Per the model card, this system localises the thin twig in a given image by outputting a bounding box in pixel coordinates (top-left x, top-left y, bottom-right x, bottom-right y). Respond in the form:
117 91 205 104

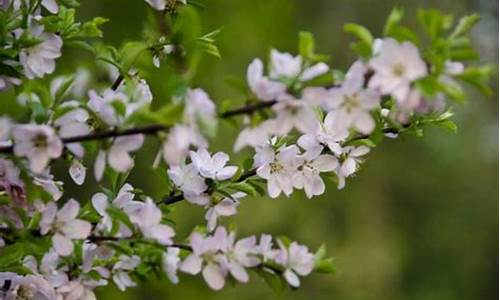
219 101 277 118
162 168 258 206
111 74 124 91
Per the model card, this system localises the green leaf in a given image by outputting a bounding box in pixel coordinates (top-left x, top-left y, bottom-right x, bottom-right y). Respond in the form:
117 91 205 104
253 268 288 294
435 119 458 133
415 75 440 98
277 236 292 248
449 14 481 40
53 76 75 105
226 182 256 196
197 28 223 58
107 206 135 233
387 25 420 45
26 212 42 230
344 23 374 58
314 244 327 262
314 257 336 274
129 104 184 126
298 31 315 60
0 243 28 268
417 9 453 41
456 65 494 96
384 7 405 36
225 76 250 94
78 17 109 38
383 7 419 45
345 23 374 44
347 138 377 148
440 82 466 103
120 41 150 71
199 42 221 58
198 28 223 43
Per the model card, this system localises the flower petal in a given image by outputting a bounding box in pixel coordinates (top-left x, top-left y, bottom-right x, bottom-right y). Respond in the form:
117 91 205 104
202 263 226 290
53 233 73 256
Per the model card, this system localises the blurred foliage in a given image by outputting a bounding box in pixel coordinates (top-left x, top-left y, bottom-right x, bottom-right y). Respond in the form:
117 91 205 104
7 0 496 299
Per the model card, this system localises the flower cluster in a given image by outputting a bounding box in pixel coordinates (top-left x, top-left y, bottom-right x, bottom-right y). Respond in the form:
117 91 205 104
0 0 491 298
236 34 477 195
162 89 217 166
0 0 106 91
179 227 315 289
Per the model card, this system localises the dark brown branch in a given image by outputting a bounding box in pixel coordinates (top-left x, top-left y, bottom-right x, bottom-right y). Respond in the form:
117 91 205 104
155 10 170 36
111 74 124 91
219 100 277 118
162 168 258 206
0 124 169 154
62 124 168 143
346 125 409 144
87 235 192 250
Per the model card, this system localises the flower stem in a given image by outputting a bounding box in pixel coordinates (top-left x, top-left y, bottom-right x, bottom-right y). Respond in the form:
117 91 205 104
161 168 258 206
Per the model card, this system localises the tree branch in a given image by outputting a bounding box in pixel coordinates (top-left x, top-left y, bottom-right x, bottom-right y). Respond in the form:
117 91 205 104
162 168 258 206
219 100 277 118
0 124 169 154
111 74 124 91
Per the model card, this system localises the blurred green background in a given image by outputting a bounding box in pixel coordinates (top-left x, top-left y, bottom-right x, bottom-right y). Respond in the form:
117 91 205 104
31 0 500 299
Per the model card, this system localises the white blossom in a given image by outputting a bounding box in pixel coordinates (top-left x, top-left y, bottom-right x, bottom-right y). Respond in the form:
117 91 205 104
205 192 245 231
69 159 86 185
18 26 62 79
220 233 260 284
129 198 175 245
0 273 58 300
54 107 90 158
275 241 315 288
234 120 275 152
56 280 97 300
87 89 129 126
33 170 63 201
162 124 207 166
0 159 20 185
0 116 12 142
257 234 277 262
0 75 21 91
39 199 91 256
112 255 140 291
12 124 63 173
336 145 370 189
269 97 320 135
163 247 181 284
23 250 68 289
298 112 349 159
327 61 380 134
94 134 144 181
153 44 174 68
0 158 25 206
368 38 427 103
247 58 287 101
269 49 328 82
145 0 186 10
190 148 238 180
168 163 209 205
120 77 153 114
254 144 303 198
41 0 58 13
294 138 338 198
179 227 229 290
183 88 216 126
91 184 142 236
